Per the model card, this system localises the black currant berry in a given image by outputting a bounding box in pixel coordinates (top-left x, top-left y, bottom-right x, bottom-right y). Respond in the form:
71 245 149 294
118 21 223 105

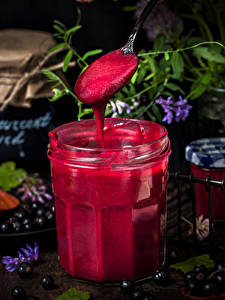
12 221 21 232
49 203 55 214
0 222 11 233
214 262 225 271
17 262 33 279
11 286 25 299
36 207 46 217
40 275 54 290
132 289 146 299
35 217 45 228
201 281 216 297
194 264 207 274
120 280 134 294
22 218 31 225
23 222 33 232
184 271 195 283
45 211 55 223
30 202 41 211
153 270 170 285
186 281 199 296
14 210 27 220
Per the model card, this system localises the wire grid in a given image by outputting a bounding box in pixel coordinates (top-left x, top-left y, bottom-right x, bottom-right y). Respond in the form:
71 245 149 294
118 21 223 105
167 172 225 244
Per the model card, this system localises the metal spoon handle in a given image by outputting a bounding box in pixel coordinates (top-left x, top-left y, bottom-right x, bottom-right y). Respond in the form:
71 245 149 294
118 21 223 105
123 0 159 54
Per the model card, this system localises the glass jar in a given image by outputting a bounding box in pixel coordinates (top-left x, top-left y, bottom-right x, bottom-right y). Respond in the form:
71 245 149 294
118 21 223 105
48 118 171 282
186 137 225 221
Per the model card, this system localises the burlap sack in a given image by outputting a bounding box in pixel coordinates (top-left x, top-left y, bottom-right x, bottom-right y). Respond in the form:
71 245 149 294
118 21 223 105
0 29 67 110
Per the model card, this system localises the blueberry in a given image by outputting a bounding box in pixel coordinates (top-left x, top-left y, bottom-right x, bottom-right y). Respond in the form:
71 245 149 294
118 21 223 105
201 281 217 297
184 271 195 283
34 217 45 228
132 289 146 299
40 275 54 290
0 222 11 233
214 262 225 271
45 211 55 223
14 210 26 220
194 264 207 274
49 203 55 214
30 202 41 211
36 207 46 217
17 262 33 279
153 270 170 285
186 280 199 296
120 280 134 294
9 216 19 223
23 222 33 232
12 221 21 232
11 286 25 299
212 271 225 287
22 217 31 225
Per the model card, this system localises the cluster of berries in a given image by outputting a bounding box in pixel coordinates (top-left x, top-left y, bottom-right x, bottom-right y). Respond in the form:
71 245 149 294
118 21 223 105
184 263 225 297
0 201 55 234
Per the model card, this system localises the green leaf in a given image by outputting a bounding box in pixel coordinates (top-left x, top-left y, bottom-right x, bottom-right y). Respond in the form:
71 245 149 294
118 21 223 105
122 6 137 12
49 88 65 102
193 47 225 63
49 43 66 53
131 70 138 84
152 103 162 121
53 24 65 34
42 69 62 82
170 255 215 274
166 82 185 94
82 49 103 61
0 162 27 191
171 52 184 77
65 25 82 38
63 50 73 72
56 288 91 300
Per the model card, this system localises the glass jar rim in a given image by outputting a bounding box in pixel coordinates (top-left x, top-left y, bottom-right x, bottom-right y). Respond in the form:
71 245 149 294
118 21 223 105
49 118 168 153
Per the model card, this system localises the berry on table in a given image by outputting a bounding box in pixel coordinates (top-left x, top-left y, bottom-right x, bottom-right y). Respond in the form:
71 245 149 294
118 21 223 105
17 262 33 279
14 210 27 220
120 280 134 294
153 269 170 285
194 264 207 274
132 289 146 299
11 286 25 299
23 222 33 232
40 275 54 290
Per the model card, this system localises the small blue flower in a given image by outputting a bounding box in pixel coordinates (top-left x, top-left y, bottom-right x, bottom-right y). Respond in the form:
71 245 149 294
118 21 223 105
2 242 39 272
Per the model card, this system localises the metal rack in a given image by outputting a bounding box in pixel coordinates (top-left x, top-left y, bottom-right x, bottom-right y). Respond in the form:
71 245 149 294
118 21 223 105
167 173 225 245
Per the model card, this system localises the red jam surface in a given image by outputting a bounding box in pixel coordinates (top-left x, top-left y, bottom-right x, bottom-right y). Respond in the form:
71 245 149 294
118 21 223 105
48 119 170 282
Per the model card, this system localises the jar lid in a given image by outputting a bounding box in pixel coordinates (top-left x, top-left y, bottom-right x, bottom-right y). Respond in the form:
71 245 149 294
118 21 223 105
185 137 225 168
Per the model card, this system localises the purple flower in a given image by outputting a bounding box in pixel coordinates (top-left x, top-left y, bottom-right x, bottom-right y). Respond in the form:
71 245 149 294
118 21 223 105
17 174 52 204
2 242 39 272
110 100 131 117
173 96 192 122
155 96 192 124
135 1 183 41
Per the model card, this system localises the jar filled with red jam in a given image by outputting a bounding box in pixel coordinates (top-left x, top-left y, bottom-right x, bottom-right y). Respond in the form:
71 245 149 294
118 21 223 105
48 118 171 282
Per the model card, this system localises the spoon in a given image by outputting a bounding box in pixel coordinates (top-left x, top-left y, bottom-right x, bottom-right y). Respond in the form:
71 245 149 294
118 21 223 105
122 0 159 55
